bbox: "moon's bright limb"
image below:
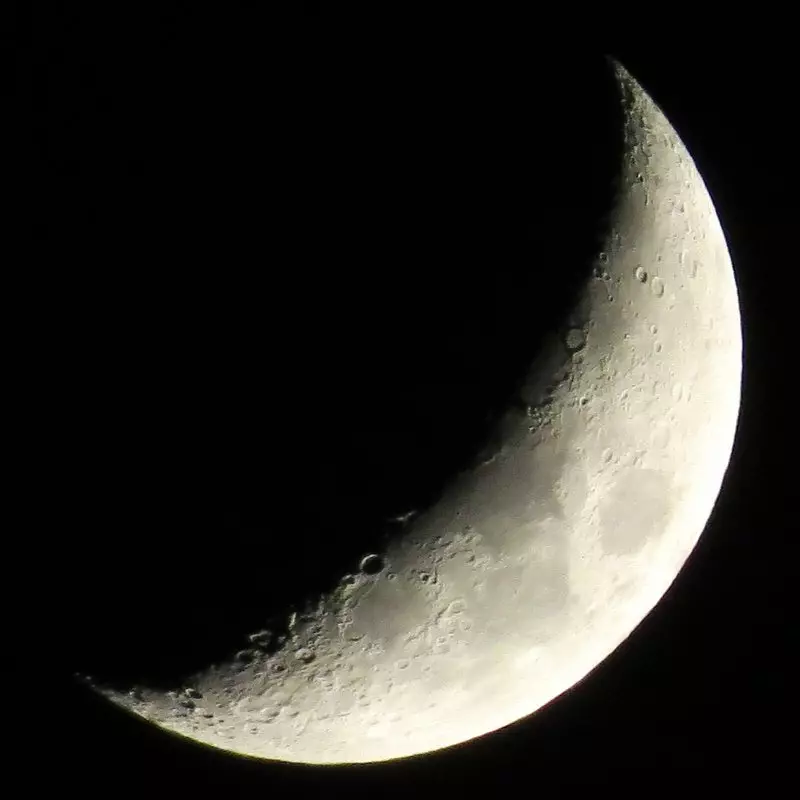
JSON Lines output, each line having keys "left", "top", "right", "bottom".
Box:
{"left": 96, "top": 61, "right": 741, "bottom": 764}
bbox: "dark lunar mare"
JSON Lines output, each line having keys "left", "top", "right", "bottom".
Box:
{"left": 31, "top": 20, "right": 623, "bottom": 692}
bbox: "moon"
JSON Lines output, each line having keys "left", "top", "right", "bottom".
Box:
{"left": 88, "top": 60, "right": 741, "bottom": 764}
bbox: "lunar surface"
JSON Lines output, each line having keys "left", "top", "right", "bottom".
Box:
{"left": 88, "top": 61, "right": 741, "bottom": 764}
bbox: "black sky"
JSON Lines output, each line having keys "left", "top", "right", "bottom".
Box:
{"left": 8, "top": 7, "right": 794, "bottom": 796}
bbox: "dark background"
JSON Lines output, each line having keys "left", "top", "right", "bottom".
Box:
{"left": 8, "top": 5, "right": 793, "bottom": 795}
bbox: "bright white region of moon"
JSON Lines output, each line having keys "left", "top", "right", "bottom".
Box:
{"left": 96, "top": 61, "right": 742, "bottom": 764}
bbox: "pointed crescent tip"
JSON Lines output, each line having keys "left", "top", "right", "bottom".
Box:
{"left": 604, "top": 55, "right": 632, "bottom": 84}
{"left": 603, "top": 56, "right": 641, "bottom": 109}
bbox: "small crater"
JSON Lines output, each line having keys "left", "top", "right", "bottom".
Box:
{"left": 651, "top": 276, "right": 665, "bottom": 297}
{"left": 446, "top": 599, "right": 466, "bottom": 615}
{"left": 359, "top": 553, "right": 386, "bottom": 575}
{"left": 565, "top": 327, "right": 586, "bottom": 352}
{"left": 635, "top": 266, "right": 648, "bottom": 283}
{"left": 387, "top": 509, "right": 417, "bottom": 525}
{"left": 247, "top": 630, "right": 272, "bottom": 648}
{"left": 295, "top": 648, "right": 315, "bottom": 664}
{"left": 235, "top": 649, "right": 256, "bottom": 664}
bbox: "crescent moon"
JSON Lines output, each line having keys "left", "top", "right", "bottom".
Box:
{"left": 91, "top": 60, "right": 741, "bottom": 764}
